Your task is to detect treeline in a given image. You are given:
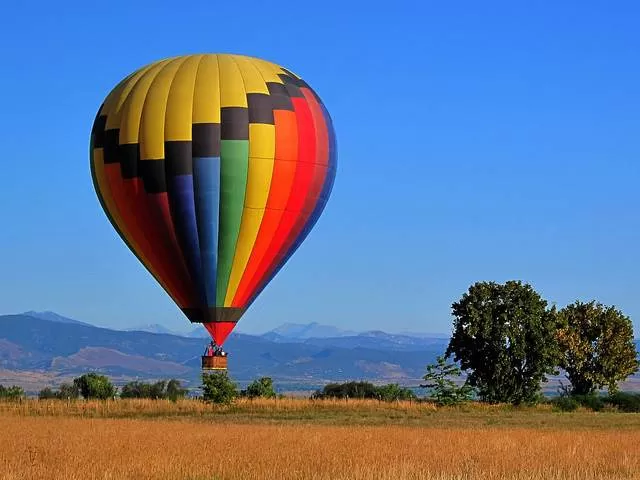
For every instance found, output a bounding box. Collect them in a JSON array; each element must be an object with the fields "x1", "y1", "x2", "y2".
[
  {"x1": 552, "y1": 391, "x2": 640, "y2": 412},
  {"x1": 120, "y1": 379, "x2": 187, "y2": 401},
  {"x1": 198, "y1": 372, "x2": 421, "y2": 404},
  {"x1": 38, "y1": 383, "x2": 80, "y2": 400},
  {"x1": 0, "y1": 384, "x2": 25, "y2": 400},
  {"x1": 195, "y1": 372, "x2": 640, "y2": 412},
  {"x1": 311, "y1": 381, "x2": 416, "y2": 401},
  {"x1": 37, "y1": 373, "x2": 188, "y2": 401}
]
